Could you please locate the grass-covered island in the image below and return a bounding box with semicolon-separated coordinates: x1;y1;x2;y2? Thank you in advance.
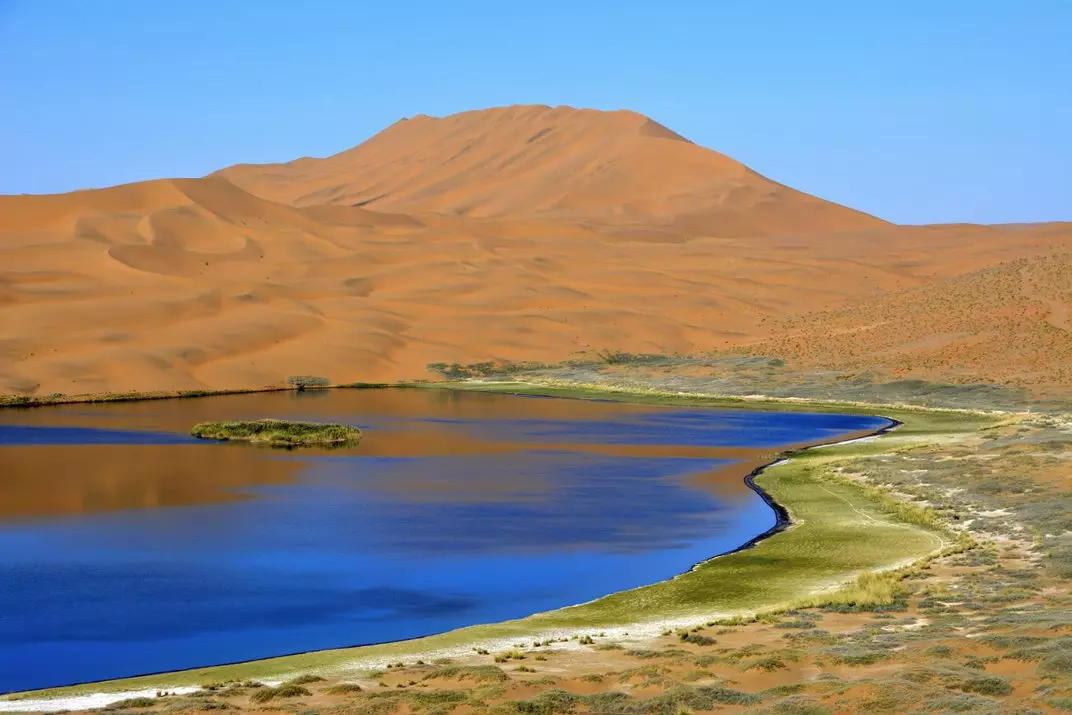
190;419;361;447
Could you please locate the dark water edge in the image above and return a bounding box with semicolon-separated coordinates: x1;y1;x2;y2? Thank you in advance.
0;389;890;691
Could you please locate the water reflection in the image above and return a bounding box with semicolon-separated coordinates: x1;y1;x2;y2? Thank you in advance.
0;444;301;518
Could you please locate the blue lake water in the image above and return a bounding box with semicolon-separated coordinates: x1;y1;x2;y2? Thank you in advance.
0;389;890;692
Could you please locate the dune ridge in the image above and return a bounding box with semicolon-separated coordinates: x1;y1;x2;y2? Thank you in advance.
1;105;1070;395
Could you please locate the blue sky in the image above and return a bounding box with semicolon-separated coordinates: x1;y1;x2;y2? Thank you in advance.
1;0;1068;224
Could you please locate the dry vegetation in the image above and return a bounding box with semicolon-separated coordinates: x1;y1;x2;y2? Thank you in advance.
749;248;1072;392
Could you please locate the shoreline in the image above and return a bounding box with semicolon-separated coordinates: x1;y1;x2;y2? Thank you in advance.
682;416;902;573
1;383;973;705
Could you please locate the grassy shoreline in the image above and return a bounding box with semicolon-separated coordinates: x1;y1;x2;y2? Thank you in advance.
0;379;1002;701
0;386;289;409
0;383;397;410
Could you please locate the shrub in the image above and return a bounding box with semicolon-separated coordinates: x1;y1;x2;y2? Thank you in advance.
958;676;1012;696
104;698;156;709
423;665;508;683
679;633;716;646
285;674;324;685
1040;651;1072;674
248;684;311;703
325;683;363;695
287;375;330;389
747;656;788;672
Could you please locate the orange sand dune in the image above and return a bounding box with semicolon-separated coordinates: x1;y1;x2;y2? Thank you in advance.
749;245;1072;388
216;104;885;238
2;106;1070;395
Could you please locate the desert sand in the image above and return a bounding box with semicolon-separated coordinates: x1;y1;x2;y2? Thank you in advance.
2;104;1069;395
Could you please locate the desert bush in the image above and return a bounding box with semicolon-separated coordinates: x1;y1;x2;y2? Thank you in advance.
285;674;324;686
405;690;468;708
325;683;363;695
1040;651;1072;674
679;632;716;646
423;665;508;683
249;684;311;703
104;698;156;709
511;689;579;714
494;649;526;662
287;375;330;389
822;644;891;666
747;656;789;672
957;676;1012;696
766;697;829;715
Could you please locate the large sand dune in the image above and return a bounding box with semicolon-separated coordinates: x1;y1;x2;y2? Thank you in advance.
216;105;886;237
2;105;1069;395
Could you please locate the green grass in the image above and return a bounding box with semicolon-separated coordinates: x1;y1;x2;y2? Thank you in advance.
6;381;1001;699
189;419;361;446
248;683;311;702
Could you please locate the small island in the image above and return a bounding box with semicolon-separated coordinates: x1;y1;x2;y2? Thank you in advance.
190;419;361;447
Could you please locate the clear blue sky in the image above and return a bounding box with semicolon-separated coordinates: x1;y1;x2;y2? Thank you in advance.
1;0;1069;224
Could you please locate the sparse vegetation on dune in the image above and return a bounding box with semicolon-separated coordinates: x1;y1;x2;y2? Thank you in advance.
189;419;361;446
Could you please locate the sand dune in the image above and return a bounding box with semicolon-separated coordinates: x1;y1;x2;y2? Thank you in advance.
216;105;885;237
749;244;1072;388
2;106;1070;395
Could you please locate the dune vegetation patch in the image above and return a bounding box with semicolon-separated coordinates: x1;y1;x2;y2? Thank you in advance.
189;419;360;447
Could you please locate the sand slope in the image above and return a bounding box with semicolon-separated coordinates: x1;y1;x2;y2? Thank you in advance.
2;106;1070;395
216;105;885;237
750;238;1072;388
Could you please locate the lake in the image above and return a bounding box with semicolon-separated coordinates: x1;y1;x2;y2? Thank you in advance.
0;388;890;692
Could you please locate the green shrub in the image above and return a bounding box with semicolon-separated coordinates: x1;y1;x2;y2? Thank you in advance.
248;684;311;703
1041;651;1072;674
324;683;363;695
747;656;789;672
104;697;156;709
679;633;716;646
958;676;1012;696
285;674;324;685
423;665;508;683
